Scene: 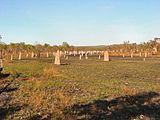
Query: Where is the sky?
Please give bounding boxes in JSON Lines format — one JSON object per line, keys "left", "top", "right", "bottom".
{"left": 0, "top": 0, "right": 160, "bottom": 46}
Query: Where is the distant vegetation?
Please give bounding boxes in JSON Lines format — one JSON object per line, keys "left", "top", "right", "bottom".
{"left": 0, "top": 38, "right": 159, "bottom": 56}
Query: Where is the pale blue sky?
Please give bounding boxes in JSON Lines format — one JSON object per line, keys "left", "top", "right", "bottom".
{"left": 0, "top": 0, "right": 160, "bottom": 45}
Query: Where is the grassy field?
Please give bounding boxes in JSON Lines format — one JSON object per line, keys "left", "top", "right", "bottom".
{"left": 0, "top": 56, "right": 160, "bottom": 120}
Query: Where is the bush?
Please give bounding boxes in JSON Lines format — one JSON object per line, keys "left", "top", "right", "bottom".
{"left": 43, "top": 67, "right": 61, "bottom": 78}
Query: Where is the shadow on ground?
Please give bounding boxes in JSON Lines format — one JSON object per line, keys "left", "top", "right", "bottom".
{"left": 65, "top": 92, "right": 160, "bottom": 120}
{"left": 0, "top": 105, "right": 22, "bottom": 120}
{"left": 27, "top": 114, "right": 52, "bottom": 120}
{"left": 0, "top": 79, "right": 21, "bottom": 120}
{"left": 0, "top": 73, "right": 10, "bottom": 79}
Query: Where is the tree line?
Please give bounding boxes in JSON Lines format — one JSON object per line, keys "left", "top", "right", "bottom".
{"left": 0, "top": 39, "right": 159, "bottom": 59}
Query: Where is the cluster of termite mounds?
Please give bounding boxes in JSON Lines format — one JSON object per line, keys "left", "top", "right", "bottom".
{"left": 0, "top": 48, "right": 151, "bottom": 70}
{"left": 53, "top": 50, "right": 150, "bottom": 65}
{"left": 6, "top": 49, "right": 149, "bottom": 66}
{"left": 53, "top": 50, "right": 110, "bottom": 65}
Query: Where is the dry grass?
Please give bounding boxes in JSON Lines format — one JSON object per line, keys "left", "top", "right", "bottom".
{"left": 43, "top": 66, "right": 61, "bottom": 78}
{"left": 14, "top": 85, "right": 73, "bottom": 119}
{"left": 53, "top": 90, "right": 72, "bottom": 109}
{"left": 30, "top": 90, "right": 72, "bottom": 118}
{"left": 120, "top": 86, "right": 138, "bottom": 95}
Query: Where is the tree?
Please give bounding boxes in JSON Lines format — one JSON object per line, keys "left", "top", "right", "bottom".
{"left": 61, "top": 42, "right": 70, "bottom": 51}
{"left": 35, "top": 44, "right": 44, "bottom": 58}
